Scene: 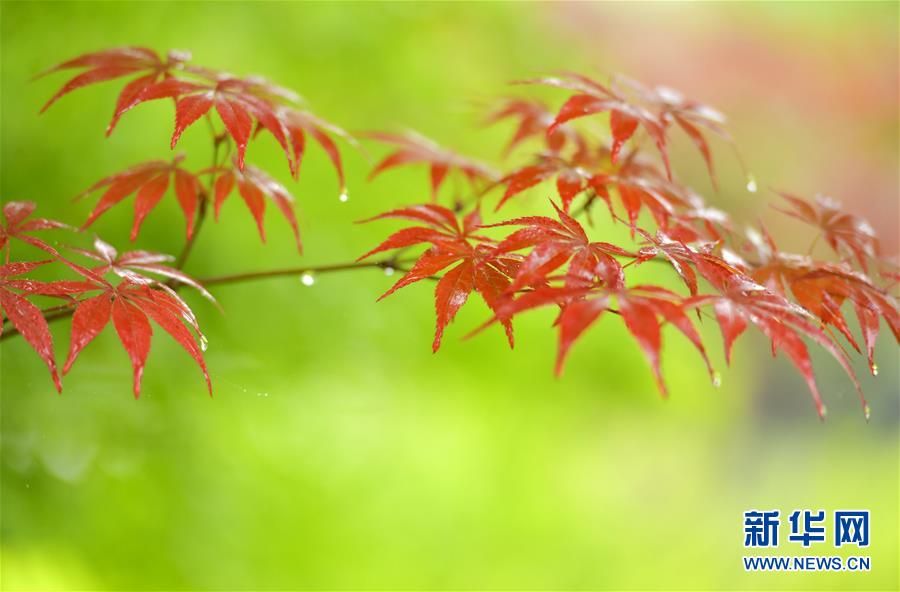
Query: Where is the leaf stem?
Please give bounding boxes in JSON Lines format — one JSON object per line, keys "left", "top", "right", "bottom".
{"left": 174, "top": 197, "right": 208, "bottom": 269}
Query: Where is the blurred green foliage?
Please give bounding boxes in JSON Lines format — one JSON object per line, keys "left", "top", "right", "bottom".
{"left": 1, "top": 2, "right": 897, "bottom": 590}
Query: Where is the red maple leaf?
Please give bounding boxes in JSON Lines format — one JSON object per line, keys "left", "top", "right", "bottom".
{"left": 746, "top": 226, "right": 899, "bottom": 375}
{"left": 774, "top": 192, "right": 880, "bottom": 271}
{"left": 691, "top": 258, "right": 865, "bottom": 419}
{"left": 275, "top": 107, "right": 358, "bottom": 196}
{"left": 210, "top": 162, "right": 302, "bottom": 252}
{"left": 588, "top": 169, "right": 692, "bottom": 233}
{"left": 119, "top": 76, "right": 287, "bottom": 171}
{"left": 482, "top": 204, "right": 712, "bottom": 392}
{"left": 522, "top": 73, "right": 672, "bottom": 178}
{"left": 39, "top": 49, "right": 355, "bottom": 190}
{"left": 62, "top": 275, "right": 211, "bottom": 398}
{"left": 36, "top": 46, "right": 190, "bottom": 133}
{"left": 366, "top": 131, "right": 498, "bottom": 201}
{"left": 524, "top": 73, "right": 733, "bottom": 187}
{"left": 624, "top": 78, "right": 732, "bottom": 189}
{"left": 1, "top": 201, "right": 70, "bottom": 258}
{"left": 483, "top": 281, "right": 712, "bottom": 395}
{"left": 495, "top": 150, "right": 606, "bottom": 213}
{"left": 0, "top": 260, "right": 68, "bottom": 391}
{"left": 490, "top": 201, "right": 636, "bottom": 292}
{"left": 77, "top": 156, "right": 202, "bottom": 240}
{"left": 358, "top": 204, "right": 519, "bottom": 350}
{"left": 485, "top": 98, "right": 585, "bottom": 156}
{"left": 666, "top": 192, "right": 732, "bottom": 243}
{"left": 70, "top": 237, "right": 216, "bottom": 303}
{"left": 632, "top": 228, "right": 707, "bottom": 296}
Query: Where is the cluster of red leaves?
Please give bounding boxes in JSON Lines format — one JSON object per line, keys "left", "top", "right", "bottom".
{"left": 360, "top": 73, "right": 898, "bottom": 419}
{"left": 1, "top": 201, "right": 210, "bottom": 398}
{"left": 39, "top": 46, "right": 356, "bottom": 252}
{"left": 6, "top": 47, "right": 898, "bottom": 418}
{"left": 522, "top": 72, "right": 734, "bottom": 185}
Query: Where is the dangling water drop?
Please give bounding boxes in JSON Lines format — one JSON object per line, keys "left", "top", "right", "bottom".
{"left": 863, "top": 403, "right": 871, "bottom": 421}
{"left": 384, "top": 266, "right": 395, "bottom": 276}
{"left": 746, "top": 175, "right": 758, "bottom": 193}
{"left": 199, "top": 336, "right": 209, "bottom": 352}
{"left": 712, "top": 371, "right": 722, "bottom": 388}
{"left": 871, "top": 363, "right": 878, "bottom": 376}
{"left": 338, "top": 190, "right": 349, "bottom": 203}
{"left": 300, "top": 272, "right": 316, "bottom": 286}
{"left": 820, "top": 404, "right": 828, "bottom": 419}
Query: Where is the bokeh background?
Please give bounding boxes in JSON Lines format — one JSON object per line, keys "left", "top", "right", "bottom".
{"left": 1, "top": 2, "right": 897, "bottom": 590}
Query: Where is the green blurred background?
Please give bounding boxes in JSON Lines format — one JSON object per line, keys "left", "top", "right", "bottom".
{"left": 1, "top": 2, "right": 897, "bottom": 590}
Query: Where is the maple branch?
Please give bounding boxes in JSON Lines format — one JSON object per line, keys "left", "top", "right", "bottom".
{"left": 197, "top": 258, "right": 412, "bottom": 286}
{"left": 0, "top": 257, "right": 413, "bottom": 342}
{"left": 174, "top": 197, "right": 208, "bottom": 269}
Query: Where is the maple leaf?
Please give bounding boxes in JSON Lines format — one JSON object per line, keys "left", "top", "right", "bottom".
{"left": 632, "top": 228, "right": 706, "bottom": 296}
{"left": 40, "top": 49, "right": 353, "bottom": 185}
{"left": 483, "top": 280, "right": 712, "bottom": 395}
{"left": 125, "top": 77, "right": 260, "bottom": 170}
{"left": 116, "top": 74, "right": 301, "bottom": 172}
{"left": 0, "top": 260, "right": 67, "bottom": 391}
{"left": 275, "top": 107, "right": 358, "bottom": 197}
{"left": 524, "top": 73, "right": 732, "bottom": 186}
{"left": 358, "top": 204, "right": 518, "bottom": 350}
{"left": 210, "top": 162, "right": 302, "bottom": 252}
{"left": 481, "top": 203, "right": 713, "bottom": 392}
{"left": 666, "top": 192, "right": 732, "bottom": 243}
{"left": 522, "top": 72, "right": 672, "bottom": 178}
{"left": 36, "top": 46, "right": 190, "bottom": 133}
{"left": 588, "top": 169, "right": 692, "bottom": 233}
{"left": 773, "top": 192, "right": 880, "bottom": 271}
{"left": 792, "top": 265, "right": 899, "bottom": 376}
{"left": 746, "top": 227, "right": 899, "bottom": 375}
{"left": 77, "top": 156, "right": 203, "bottom": 240}
{"left": 493, "top": 144, "right": 700, "bottom": 234}
{"left": 485, "top": 98, "right": 585, "bottom": 156}
{"left": 1, "top": 201, "right": 70, "bottom": 258}
{"left": 691, "top": 258, "right": 865, "bottom": 419}
{"left": 366, "top": 131, "right": 499, "bottom": 201}
{"left": 495, "top": 150, "right": 605, "bottom": 213}
{"left": 490, "top": 201, "right": 636, "bottom": 292}
{"left": 628, "top": 79, "right": 732, "bottom": 189}
{"left": 70, "top": 237, "right": 216, "bottom": 303}
{"left": 61, "top": 275, "right": 211, "bottom": 398}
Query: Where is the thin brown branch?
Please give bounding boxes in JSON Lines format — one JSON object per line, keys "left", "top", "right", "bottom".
{"left": 0, "top": 257, "right": 411, "bottom": 342}
{"left": 197, "top": 258, "right": 412, "bottom": 287}
{"left": 173, "top": 196, "right": 208, "bottom": 269}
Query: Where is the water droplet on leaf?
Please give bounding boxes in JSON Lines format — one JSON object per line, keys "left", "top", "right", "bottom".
{"left": 864, "top": 404, "right": 871, "bottom": 421}
{"left": 384, "top": 266, "right": 395, "bottom": 276}
{"left": 300, "top": 272, "right": 315, "bottom": 286}
{"left": 712, "top": 371, "right": 722, "bottom": 388}
{"left": 199, "top": 336, "right": 208, "bottom": 352}
{"left": 338, "top": 191, "right": 349, "bottom": 203}
{"left": 871, "top": 363, "right": 878, "bottom": 376}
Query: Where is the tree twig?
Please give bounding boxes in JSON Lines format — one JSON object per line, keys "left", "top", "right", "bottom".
{"left": 197, "top": 258, "right": 410, "bottom": 286}
{"left": 0, "top": 257, "right": 412, "bottom": 342}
